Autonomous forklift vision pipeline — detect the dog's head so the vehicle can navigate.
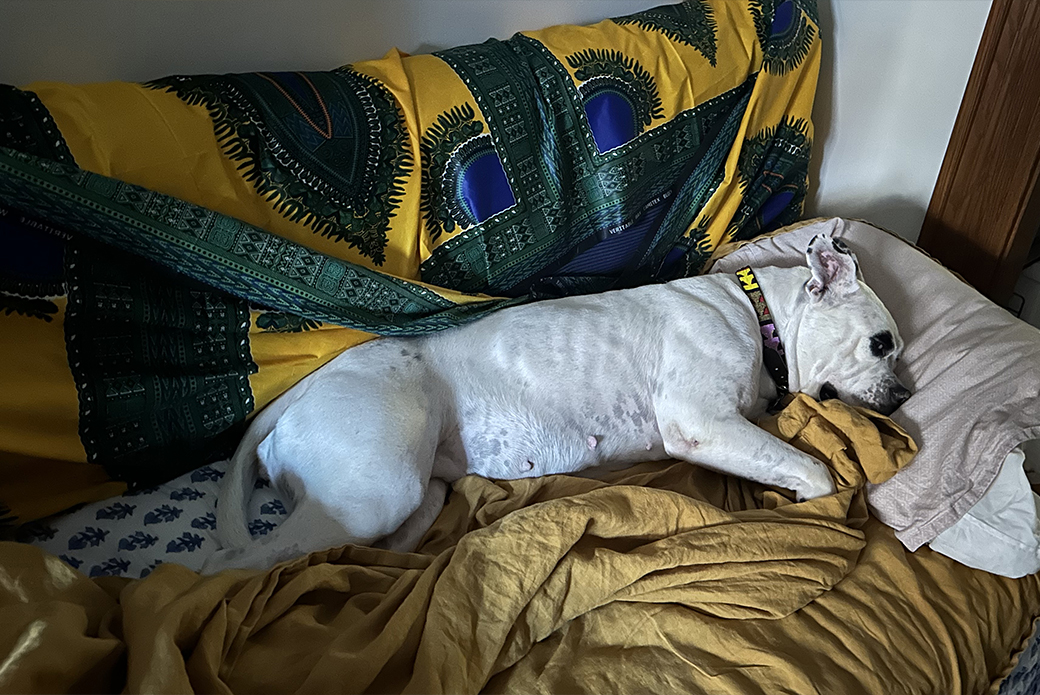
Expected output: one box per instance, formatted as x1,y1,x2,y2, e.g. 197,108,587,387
792,234,911,416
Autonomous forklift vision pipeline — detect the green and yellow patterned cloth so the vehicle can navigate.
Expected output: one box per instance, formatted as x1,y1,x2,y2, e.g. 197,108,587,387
0,0,820,523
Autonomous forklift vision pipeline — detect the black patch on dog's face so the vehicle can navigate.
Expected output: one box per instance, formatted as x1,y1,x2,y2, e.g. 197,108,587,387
869,331,895,358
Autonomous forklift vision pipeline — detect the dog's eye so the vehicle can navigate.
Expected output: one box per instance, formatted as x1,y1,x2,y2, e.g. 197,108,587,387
869,331,894,358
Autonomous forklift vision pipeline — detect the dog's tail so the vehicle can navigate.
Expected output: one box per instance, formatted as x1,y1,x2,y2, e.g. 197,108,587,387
215,396,292,550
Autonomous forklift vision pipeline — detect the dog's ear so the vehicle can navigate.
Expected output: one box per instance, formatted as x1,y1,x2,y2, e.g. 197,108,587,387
805,234,860,300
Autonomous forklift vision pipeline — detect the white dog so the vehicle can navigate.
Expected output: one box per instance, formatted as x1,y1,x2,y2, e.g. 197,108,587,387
203,234,910,573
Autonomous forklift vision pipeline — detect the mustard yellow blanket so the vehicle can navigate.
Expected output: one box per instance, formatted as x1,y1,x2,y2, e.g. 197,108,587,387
1,396,1036,694
0,0,820,522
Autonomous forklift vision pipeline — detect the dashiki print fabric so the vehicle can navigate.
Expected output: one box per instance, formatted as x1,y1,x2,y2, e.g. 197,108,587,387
0,0,820,525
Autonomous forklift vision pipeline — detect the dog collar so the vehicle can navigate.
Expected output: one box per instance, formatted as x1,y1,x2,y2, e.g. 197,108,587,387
735,266,790,398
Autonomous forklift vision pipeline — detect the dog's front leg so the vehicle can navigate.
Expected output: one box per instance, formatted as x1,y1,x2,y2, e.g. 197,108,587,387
658,414,837,501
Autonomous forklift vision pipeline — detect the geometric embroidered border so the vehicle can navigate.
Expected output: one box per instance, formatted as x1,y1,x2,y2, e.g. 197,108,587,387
0,147,521,336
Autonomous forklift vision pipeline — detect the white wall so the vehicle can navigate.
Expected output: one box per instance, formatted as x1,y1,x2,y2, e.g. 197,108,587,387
0,0,991,242
806,0,991,242
0,1,656,82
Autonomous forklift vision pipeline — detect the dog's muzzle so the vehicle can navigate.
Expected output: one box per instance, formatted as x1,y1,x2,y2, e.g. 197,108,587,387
830,381,912,416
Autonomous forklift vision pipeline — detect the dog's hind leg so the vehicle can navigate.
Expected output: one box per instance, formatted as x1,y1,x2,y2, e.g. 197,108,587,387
658,414,837,501
203,340,446,574
374,477,450,553
203,408,438,574
214,390,301,551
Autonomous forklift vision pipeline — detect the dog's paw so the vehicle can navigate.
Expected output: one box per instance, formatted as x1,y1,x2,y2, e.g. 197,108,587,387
794,467,838,501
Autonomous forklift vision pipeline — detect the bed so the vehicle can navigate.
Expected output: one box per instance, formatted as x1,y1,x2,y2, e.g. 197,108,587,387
3,1,1040,693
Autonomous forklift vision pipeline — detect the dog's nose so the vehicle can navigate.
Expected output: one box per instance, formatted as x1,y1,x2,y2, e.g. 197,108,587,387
891,384,911,406
874,384,912,416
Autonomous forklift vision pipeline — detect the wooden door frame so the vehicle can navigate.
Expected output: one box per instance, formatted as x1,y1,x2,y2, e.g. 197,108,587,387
917,0,1040,305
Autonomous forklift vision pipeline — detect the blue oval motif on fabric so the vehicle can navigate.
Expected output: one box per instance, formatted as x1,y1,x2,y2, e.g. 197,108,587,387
448,134,515,226
0,209,65,290
584,88,639,154
760,188,796,226
772,1,797,38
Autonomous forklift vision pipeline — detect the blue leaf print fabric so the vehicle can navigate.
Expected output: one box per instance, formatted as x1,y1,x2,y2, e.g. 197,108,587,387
89,557,131,577
249,519,277,537
260,500,286,515
119,532,159,551
140,560,163,579
96,502,136,520
166,533,205,553
144,505,183,525
16,522,58,542
190,466,224,483
125,485,161,497
59,554,82,569
20,459,290,576
68,527,109,550
191,513,217,530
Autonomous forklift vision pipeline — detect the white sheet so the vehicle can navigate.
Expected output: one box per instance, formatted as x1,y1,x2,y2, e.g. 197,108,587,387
930,441,1040,578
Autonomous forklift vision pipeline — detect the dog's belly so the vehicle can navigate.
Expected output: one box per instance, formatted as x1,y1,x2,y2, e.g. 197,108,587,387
449,386,667,480
575,388,666,460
